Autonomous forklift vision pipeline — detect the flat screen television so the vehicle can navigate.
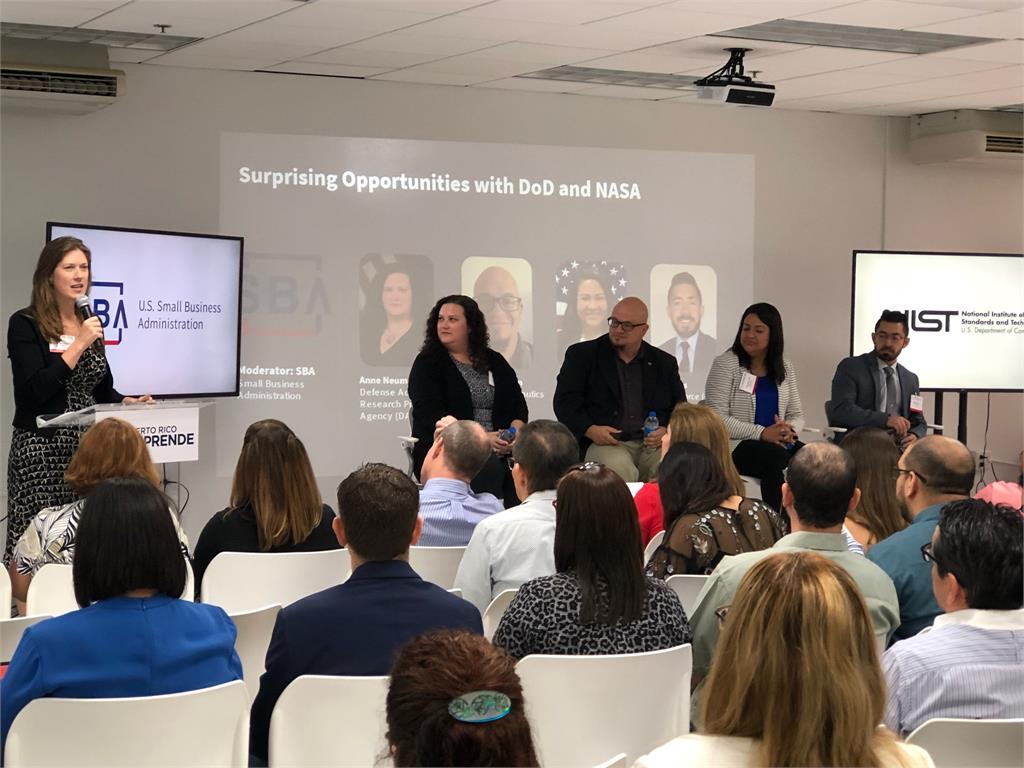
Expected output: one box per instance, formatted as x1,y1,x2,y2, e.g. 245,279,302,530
47,222,243,399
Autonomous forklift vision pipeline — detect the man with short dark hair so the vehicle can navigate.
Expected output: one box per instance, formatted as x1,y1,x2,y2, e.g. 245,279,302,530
883,498,1023,736
829,309,926,448
249,463,482,763
453,420,580,612
657,272,717,402
868,435,975,641
689,442,899,685
417,420,503,546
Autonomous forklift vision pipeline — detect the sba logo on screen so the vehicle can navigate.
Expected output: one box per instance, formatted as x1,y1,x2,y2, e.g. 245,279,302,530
91,281,127,345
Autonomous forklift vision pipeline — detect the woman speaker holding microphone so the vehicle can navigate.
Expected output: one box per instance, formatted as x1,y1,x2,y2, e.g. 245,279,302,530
5,236,151,564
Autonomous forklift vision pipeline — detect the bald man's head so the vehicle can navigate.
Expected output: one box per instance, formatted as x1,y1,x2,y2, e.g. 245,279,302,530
905,435,975,499
608,297,649,353
473,266,522,345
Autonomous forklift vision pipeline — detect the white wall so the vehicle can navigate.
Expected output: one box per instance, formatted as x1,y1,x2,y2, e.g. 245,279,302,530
2,64,1020,542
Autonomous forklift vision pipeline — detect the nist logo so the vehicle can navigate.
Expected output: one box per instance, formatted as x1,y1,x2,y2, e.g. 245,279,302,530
904,309,959,332
92,281,128,345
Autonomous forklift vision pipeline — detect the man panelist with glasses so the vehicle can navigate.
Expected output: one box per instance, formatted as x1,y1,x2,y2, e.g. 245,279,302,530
553,297,684,482
473,266,532,369
829,309,926,448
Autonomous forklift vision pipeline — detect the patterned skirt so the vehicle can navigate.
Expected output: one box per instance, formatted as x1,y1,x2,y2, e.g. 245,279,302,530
4,427,82,564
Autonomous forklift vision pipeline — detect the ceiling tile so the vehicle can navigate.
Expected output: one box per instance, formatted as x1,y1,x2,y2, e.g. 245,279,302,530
371,69,484,85
454,1,646,25
582,6,767,35
932,38,1024,62
670,1,857,18
480,77,595,93
901,0,1021,11
0,1,128,27
688,46,914,81
77,1,296,38
791,0,988,29
462,42,618,64
574,83,677,99
297,48,446,69
146,54,274,71
774,68,924,98
262,61,396,78
253,1,435,30
106,46,163,64
911,8,1024,37
393,14,567,42
850,52,1014,76
574,51,723,74
337,30,500,56
516,23,698,49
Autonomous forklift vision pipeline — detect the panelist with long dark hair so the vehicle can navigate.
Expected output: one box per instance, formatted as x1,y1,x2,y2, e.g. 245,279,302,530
5,236,151,564
408,295,527,505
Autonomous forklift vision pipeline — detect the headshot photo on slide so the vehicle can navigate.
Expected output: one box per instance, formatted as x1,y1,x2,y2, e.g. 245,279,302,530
649,264,718,402
555,260,628,358
461,257,534,370
359,253,434,367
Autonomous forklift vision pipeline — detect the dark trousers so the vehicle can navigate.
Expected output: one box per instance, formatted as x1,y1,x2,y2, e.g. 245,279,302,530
731,439,803,513
470,453,518,508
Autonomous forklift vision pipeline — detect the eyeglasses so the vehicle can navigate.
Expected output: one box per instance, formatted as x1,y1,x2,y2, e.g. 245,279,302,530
474,294,522,312
607,317,647,332
895,466,932,485
505,456,516,471
920,541,937,565
714,605,731,625
875,331,906,343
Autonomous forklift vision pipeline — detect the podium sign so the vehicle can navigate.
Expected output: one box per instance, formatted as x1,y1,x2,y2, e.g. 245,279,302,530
95,407,200,463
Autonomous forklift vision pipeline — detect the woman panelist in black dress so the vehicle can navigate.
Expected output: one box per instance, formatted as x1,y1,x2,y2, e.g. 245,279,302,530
5,236,151,563
408,295,527,507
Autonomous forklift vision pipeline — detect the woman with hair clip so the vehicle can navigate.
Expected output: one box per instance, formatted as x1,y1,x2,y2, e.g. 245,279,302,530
408,294,528,506
5,236,152,564
705,302,805,513
191,419,338,597
646,442,784,578
841,427,908,551
633,402,748,546
386,629,539,767
0,477,243,755
492,462,690,659
636,551,935,768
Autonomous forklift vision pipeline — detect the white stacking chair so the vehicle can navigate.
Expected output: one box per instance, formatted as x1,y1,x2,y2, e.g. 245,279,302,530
626,482,644,497
269,675,389,767
741,475,761,500
0,615,51,663
643,531,665,565
665,574,709,617
447,587,462,598
483,588,517,641
4,679,250,767
229,604,281,701
517,644,692,767
202,549,350,613
1,565,11,615
25,564,77,617
181,558,196,602
906,718,1024,768
408,546,464,590
592,754,628,768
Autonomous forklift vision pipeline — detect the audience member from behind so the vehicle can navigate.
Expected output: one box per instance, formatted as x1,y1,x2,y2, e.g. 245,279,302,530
633,402,746,546
636,552,933,768
493,462,690,659
646,442,784,578
386,630,538,767
191,419,339,597
841,426,907,551
8,418,188,614
883,499,1023,737
454,420,580,613
0,478,243,754
249,463,482,764
868,435,974,641
688,442,899,688
417,419,504,546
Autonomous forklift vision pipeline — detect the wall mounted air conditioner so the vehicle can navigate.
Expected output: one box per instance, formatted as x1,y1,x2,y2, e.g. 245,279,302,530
1,65,124,115
910,109,1023,167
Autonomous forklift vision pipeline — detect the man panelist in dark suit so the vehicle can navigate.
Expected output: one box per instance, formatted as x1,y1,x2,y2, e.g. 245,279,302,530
554,296,685,482
657,271,717,402
249,463,482,764
829,309,926,449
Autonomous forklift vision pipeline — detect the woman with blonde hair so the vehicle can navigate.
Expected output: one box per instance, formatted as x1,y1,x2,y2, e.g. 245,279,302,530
841,427,908,551
192,419,338,596
636,551,934,768
9,418,187,614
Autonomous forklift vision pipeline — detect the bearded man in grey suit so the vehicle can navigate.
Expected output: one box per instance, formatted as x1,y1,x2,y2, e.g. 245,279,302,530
658,271,717,402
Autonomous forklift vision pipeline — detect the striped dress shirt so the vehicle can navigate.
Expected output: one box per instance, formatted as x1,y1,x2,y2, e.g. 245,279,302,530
417,477,504,547
883,608,1024,737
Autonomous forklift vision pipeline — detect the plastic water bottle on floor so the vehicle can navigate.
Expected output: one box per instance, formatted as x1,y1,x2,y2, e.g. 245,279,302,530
498,425,517,443
643,412,659,438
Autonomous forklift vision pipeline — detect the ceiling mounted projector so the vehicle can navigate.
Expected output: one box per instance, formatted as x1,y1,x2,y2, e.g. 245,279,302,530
694,48,775,107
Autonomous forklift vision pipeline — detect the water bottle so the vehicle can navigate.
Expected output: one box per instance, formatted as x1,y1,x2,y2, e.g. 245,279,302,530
643,411,660,437
497,426,517,443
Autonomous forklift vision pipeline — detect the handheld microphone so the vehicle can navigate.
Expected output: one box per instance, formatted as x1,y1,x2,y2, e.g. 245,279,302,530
74,296,94,321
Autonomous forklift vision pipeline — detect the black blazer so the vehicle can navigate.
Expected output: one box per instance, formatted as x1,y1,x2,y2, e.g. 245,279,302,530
7,309,122,432
829,352,926,441
553,334,685,450
407,347,528,475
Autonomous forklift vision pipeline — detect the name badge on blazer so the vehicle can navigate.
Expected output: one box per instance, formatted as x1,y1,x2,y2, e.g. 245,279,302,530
739,371,757,394
488,370,495,388
909,394,924,413
48,334,74,353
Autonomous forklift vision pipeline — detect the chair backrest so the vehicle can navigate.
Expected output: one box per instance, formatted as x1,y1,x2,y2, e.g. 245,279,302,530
408,546,465,590
906,718,1024,768
592,754,628,768
0,615,52,664
269,675,389,768
182,558,195,602
741,475,761,499
483,588,517,641
229,604,281,701
4,680,249,767
517,644,692,767
626,482,644,497
1,565,11,615
25,564,76,617
643,531,666,566
665,574,709,617
202,549,350,613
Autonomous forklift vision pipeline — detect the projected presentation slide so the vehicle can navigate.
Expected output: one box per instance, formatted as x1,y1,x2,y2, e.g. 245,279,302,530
48,222,243,398
216,134,754,476
852,251,1024,392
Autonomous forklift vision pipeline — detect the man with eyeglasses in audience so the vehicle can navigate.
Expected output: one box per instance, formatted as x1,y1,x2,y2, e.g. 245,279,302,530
553,296,684,483
829,309,926,449
473,265,532,369
883,498,1023,737
868,435,975,641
